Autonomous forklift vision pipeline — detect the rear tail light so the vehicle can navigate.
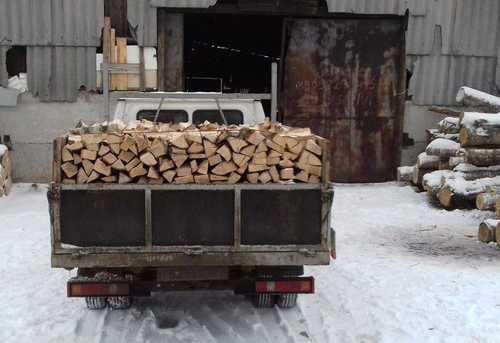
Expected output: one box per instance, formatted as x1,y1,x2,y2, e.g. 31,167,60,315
68,282,130,297
255,277,314,294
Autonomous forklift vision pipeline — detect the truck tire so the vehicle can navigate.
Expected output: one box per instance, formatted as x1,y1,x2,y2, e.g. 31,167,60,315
85,297,107,310
253,294,275,308
108,296,132,310
276,294,298,308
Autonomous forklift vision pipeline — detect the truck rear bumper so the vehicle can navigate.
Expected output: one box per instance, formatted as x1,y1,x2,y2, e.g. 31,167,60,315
67,277,315,297
52,250,331,269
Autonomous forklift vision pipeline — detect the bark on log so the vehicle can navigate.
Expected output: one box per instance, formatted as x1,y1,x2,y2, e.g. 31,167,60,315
459,127,500,147
449,156,465,169
478,220,498,243
453,163,500,180
425,138,461,158
465,148,500,167
412,165,434,189
476,192,500,210
456,87,500,111
496,221,500,246
423,170,454,199
397,166,415,183
438,175,500,209
417,152,439,169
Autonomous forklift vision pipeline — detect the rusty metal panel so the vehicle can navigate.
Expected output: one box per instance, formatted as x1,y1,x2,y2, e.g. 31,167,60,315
281,18,405,182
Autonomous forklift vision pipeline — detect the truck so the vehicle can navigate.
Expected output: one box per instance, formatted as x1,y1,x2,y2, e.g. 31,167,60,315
48,93,334,310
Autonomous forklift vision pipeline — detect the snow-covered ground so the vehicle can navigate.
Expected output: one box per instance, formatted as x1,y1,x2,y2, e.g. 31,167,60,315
1,183,499,343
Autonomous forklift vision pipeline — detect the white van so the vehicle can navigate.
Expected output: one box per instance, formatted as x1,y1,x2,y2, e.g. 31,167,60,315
113,94,267,126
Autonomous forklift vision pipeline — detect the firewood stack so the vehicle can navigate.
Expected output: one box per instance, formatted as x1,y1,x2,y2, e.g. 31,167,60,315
397,117,463,191
0,145,12,197
57,120,328,185
398,86,500,211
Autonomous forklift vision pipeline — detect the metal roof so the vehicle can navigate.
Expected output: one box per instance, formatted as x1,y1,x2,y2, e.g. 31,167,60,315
128,0,157,47
27,46,96,102
0,0,103,47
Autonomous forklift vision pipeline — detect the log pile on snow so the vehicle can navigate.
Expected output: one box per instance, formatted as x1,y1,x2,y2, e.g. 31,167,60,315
400,86,500,247
0,145,12,197
56,119,328,185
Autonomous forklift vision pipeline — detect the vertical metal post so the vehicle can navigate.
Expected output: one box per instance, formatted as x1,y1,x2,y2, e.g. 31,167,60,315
233,188,241,249
102,63,110,122
271,62,278,122
145,189,152,250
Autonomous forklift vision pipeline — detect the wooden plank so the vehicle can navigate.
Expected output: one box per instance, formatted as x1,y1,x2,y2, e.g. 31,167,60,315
103,17,111,63
139,46,146,91
53,138,63,183
157,10,184,91
114,38,128,90
110,28,116,90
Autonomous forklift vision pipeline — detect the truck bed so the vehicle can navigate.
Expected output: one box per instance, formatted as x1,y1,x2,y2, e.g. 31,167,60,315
49,183,333,268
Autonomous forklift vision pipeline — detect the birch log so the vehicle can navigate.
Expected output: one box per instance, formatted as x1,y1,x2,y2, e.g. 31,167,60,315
478,219,498,243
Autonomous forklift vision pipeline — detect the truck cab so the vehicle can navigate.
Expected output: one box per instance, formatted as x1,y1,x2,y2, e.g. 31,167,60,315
113,95,267,125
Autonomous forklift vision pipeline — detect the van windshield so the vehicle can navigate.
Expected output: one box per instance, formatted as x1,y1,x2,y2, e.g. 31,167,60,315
193,110,244,125
137,110,188,123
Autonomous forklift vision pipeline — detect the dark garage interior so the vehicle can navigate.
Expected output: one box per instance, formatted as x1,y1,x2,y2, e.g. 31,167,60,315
183,13,283,95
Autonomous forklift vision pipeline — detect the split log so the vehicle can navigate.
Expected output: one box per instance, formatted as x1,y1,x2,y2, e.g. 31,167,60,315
478,219,498,243
58,121,328,184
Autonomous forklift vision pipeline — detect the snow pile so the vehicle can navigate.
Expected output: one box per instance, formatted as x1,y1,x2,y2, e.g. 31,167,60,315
444,175,500,195
460,112,500,130
7,73,28,93
416,152,439,168
438,117,460,133
422,170,453,190
484,218,499,228
426,138,461,158
457,86,500,108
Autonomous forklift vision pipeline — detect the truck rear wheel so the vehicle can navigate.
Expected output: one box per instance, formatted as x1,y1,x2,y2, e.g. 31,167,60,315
108,296,132,310
85,297,107,310
253,294,275,308
276,294,298,308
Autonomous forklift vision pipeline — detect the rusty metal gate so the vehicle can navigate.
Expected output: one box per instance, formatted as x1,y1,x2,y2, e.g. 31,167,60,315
281,17,406,183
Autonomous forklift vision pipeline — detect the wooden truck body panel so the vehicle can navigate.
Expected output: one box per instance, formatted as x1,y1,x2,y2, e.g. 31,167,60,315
49,183,333,268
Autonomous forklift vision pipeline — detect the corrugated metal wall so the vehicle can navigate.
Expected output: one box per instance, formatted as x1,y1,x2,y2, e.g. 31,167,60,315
0,0,499,104
128,0,157,47
0,46,9,87
0,0,103,46
27,47,97,102
0,0,103,102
